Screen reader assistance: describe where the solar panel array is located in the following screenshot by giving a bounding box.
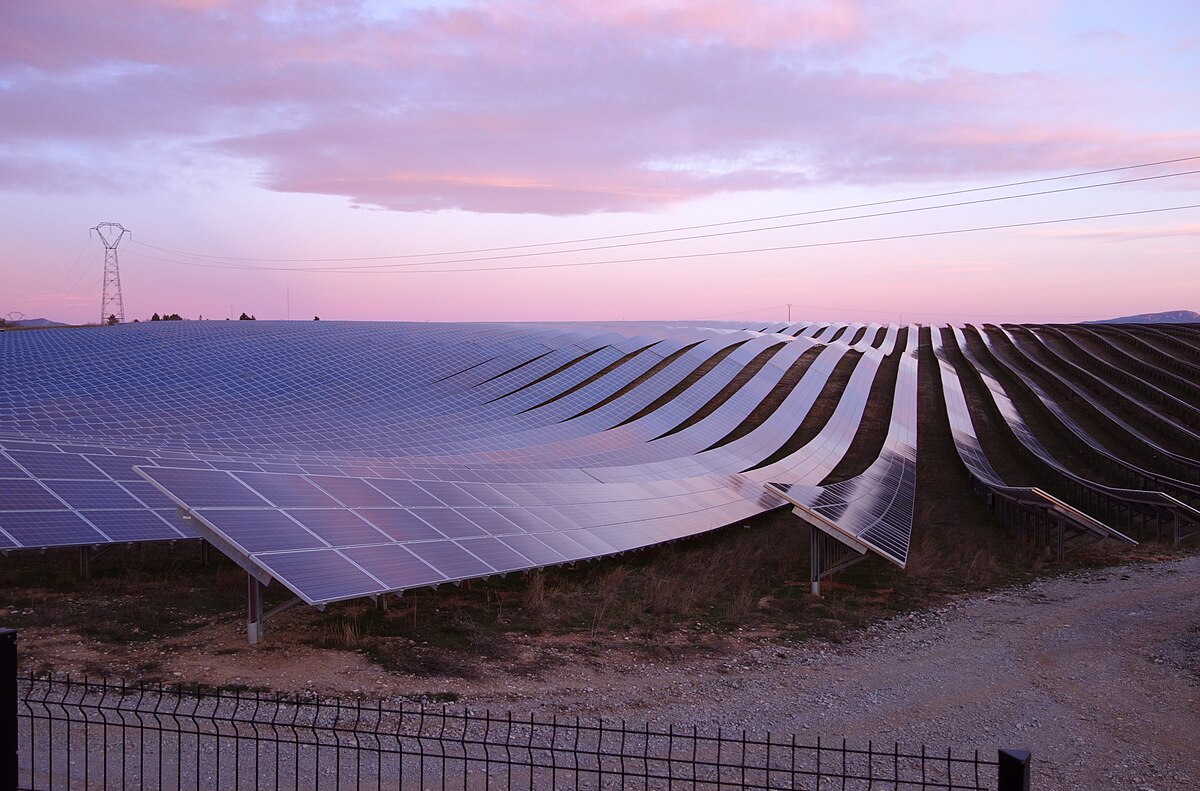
[3,318,1197,612]
[2,320,892,604]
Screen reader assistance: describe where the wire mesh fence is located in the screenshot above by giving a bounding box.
[10,673,1028,790]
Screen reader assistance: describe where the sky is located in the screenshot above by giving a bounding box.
[2,0,1198,326]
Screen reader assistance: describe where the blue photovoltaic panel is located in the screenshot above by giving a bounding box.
[233,472,340,507]
[0,479,64,511]
[498,534,564,565]
[194,509,326,553]
[0,319,943,603]
[122,481,182,510]
[462,509,522,536]
[366,479,445,508]
[253,549,385,604]
[457,537,532,571]
[405,541,494,580]
[81,510,186,542]
[0,455,28,478]
[413,509,488,539]
[416,481,485,507]
[341,544,445,590]
[44,480,146,510]
[0,511,107,547]
[84,454,153,480]
[306,476,397,507]
[532,531,591,561]
[494,508,554,533]
[457,484,519,508]
[285,509,389,546]
[257,463,307,474]
[8,451,105,480]
[352,509,444,542]
[138,468,269,508]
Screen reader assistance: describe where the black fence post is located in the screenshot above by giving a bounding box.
[1,628,17,791]
[998,748,1031,791]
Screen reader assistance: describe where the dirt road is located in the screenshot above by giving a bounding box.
[457,556,1200,790]
[17,555,1199,789]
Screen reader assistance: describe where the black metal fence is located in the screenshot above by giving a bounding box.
[2,630,1031,790]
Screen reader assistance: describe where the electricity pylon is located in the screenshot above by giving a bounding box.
[93,222,129,325]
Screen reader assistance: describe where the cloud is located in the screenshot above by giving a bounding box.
[1026,223,1200,242]
[1,0,1197,214]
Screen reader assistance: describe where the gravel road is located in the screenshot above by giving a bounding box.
[460,556,1200,790]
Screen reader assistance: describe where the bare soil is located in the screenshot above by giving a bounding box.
[8,552,1199,790]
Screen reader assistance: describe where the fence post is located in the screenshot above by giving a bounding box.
[1,628,17,791]
[998,748,1031,791]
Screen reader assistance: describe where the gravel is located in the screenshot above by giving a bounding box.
[458,555,1200,790]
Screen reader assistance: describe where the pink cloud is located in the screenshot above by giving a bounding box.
[1026,223,1200,242]
[1,1,1196,214]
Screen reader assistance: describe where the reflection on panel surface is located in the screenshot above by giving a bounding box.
[6,319,1192,605]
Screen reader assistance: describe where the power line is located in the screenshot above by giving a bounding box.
[127,168,1200,273]
[37,237,97,318]
[129,154,1200,265]
[128,203,1200,275]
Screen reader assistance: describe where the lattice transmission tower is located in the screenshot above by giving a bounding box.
[92,222,130,325]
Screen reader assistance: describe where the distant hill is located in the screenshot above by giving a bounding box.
[7,317,69,328]
[1088,310,1200,324]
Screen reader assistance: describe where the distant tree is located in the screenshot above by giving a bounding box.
[150,313,161,321]
[239,312,255,320]
[106,314,118,326]
[162,313,183,321]
[132,318,139,323]
[313,315,320,321]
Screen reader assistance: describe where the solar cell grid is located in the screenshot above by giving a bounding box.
[0,455,30,478]
[405,541,494,580]
[234,472,340,507]
[254,549,386,604]
[0,511,107,547]
[285,509,389,546]
[82,510,186,543]
[0,479,64,511]
[340,544,444,589]
[366,478,444,508]
[44,480,146,510]
[195,509,326,553]
[138,467,270,508]
[353,509,445,542]
[8,451,105,480]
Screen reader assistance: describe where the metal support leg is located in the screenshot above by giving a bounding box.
[376,594,389,612]
[200,540,211,567]
[810,527,821,596]
[78,547,92,580]
[247,574,264,645]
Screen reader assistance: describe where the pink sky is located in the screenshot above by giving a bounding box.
[1,0,1198,325]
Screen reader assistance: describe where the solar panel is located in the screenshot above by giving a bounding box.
[0,511,107,547]
[4,318,1178,628]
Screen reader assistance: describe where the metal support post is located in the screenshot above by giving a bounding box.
[809,527,821,596]
[997,748,1031,791]
[200,540,211,567]
[2,628,16,791]
[247,575,264,645]
[78,547,92,580]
